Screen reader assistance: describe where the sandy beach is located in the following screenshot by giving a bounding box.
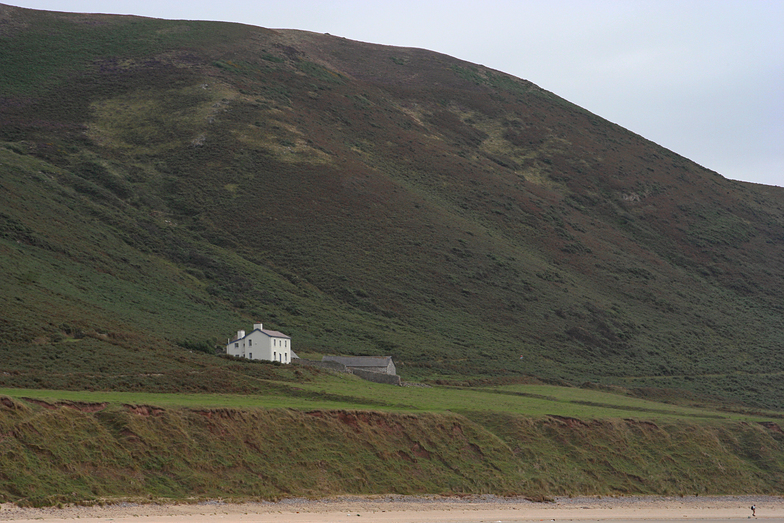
[2,495,782,523]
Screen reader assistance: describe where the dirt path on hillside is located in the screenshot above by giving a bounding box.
[2,495,782,522]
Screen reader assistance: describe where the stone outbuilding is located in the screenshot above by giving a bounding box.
[321,355,396,375]
[226,323,291,363]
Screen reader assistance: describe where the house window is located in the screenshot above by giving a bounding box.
[285,353,288,362]
[235,343,238,348]
[273,351,276,360]
[248,339,252,346]
[249,353,252,359]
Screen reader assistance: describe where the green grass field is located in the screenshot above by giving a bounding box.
[3,374,781,422]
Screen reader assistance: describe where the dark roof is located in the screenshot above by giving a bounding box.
[230,328,290,342]
[254,328,290,339]
[322,356,393,367]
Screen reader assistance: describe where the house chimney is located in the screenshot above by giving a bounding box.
[237,330,245,339]
[253,323,263,331]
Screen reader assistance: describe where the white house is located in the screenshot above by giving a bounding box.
[226,323,292,363]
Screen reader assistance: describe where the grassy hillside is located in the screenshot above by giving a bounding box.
[1,4,784,409]
[2,378,784,506]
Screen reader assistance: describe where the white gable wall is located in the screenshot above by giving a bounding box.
[227,337,244,358]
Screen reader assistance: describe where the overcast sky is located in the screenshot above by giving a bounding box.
[10,1,784,187]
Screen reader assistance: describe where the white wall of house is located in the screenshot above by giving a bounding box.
[226,324,291,363]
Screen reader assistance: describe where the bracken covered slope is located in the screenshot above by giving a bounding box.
[1,5,783,407]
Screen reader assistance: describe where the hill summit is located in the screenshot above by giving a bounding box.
[1,4,783,408]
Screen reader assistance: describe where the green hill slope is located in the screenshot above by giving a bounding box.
[1,5,784,407]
